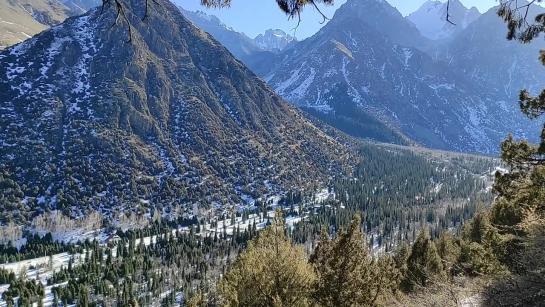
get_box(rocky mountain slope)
[407,0,480,41]
[0,0,98,49]
[261,0,539,154]
[438,4,545,109]
[0,0,352,222]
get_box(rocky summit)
[0,0,352,222]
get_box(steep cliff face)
[0,0,352,221]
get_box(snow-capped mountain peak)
[254,29,296,52]
[407,0,480,40]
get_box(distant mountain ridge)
[254,29,296,52]
[178,8,262,63]
[179,7,296,67]
[438,4,545,103]
[0,0,352,221]
[407,0,480,40]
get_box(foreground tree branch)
[99,0,335,42]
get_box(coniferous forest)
[0,144,498,305]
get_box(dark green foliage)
[0,170,25,223]
[464,212,490,244]
[32,222,257,306]
[1,279,44,306]
[435,233,461,275]
[311,216,372,306]
[291,144,495,251]
[311,215,400,306]
[0,268,16,284]
[0,233,83,264]
[218,212,316,306]
[404,230,445,290]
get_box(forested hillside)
[0,143,497,305]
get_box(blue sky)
[174,0,498,39]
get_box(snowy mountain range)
[179,8,296,66]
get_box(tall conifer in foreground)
[218,211,315,307]
[311,215,399,306]
[404,229,445,290]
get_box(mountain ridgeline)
[0,0,352,222]
[5,0,538,155]
[179,8,296,67]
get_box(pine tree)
[404,229,445,290]
[78,286,89,307]
[435,233,461,275]
[394,243,411,291]
[310,215,397,306]
[218,210,315,306]
[459,213,505,275]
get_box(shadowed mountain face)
[261,0,539,154]
[0,0,352,221]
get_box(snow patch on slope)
[285,67,316,100]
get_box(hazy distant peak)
[407,0,481,40]
[254,29,296,52]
